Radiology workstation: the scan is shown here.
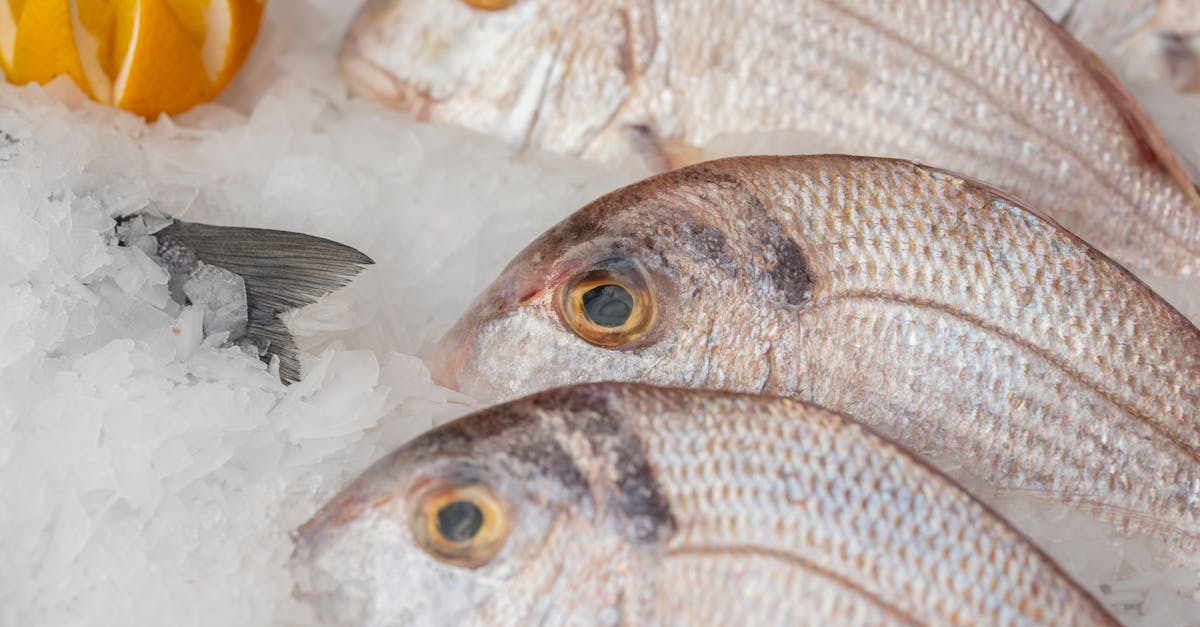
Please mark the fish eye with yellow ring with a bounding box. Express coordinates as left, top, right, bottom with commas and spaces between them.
462, 0, 518, 10
410, 482, 509, 569
559, 258, 655, 348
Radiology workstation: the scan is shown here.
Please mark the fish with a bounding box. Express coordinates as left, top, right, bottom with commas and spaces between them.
291, 382, 1117, 626
1035, 0, 1200, 92
114, 214, 374, 383
339, 0, 1200, 278
430, 155, 1200, 558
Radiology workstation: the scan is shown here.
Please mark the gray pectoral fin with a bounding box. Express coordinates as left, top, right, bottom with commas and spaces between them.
121, 217, 374, 384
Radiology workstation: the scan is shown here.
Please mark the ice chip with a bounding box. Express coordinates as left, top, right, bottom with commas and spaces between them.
182, 263, 249, 340
114, 213, 174, 258
37, 490, 93, 583
1, 0, 1196, 624
172, 306, 206, 359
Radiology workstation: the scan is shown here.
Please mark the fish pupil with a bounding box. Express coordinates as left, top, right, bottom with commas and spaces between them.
581, 284, 633, 327
437, 500, 484, 543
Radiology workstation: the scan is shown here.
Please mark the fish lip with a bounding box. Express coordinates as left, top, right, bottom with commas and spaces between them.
425, 255, 595, 395
294, 470, 403, 557
288, 542, 370, 625
429, 337, 467, 390
428, 289, 519, 394
289, 475, 402, 617
429, 300, 501, 393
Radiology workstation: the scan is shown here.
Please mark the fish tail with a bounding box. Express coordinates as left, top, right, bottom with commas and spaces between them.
246, 316, 303, 383
117, 216, 374, 383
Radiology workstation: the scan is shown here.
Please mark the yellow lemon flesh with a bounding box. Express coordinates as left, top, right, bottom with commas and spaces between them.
1, 0, 264, 117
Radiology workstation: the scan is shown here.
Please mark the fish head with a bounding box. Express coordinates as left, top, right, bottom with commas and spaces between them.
340, 0, 650, 157
432, 162, 812, 401
339, 0, 568, 145
290, 387, 665, 624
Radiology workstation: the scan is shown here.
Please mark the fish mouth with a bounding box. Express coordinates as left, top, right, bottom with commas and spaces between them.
289, 535, 372, 625
429, 336, 467, 390
289, 461, 403, 621
292, 458, 404, 566
289, 514, 350, 620
428, 293, 510, 394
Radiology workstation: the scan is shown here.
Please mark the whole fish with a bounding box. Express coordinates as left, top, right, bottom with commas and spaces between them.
291, 383, 1116, 626
339, 0, 1200, 277
431, 155, 1200, 557
115, 214, 373, 383
1035, 0, 1200, 92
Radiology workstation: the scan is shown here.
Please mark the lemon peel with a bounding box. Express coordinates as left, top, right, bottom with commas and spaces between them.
3, 0, 264, 117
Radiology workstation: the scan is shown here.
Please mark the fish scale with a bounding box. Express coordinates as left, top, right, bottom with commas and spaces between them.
770, 160, 1194, 407
344, 0, 1200, 276
292, 384, 1116, 625
803, 291, 1186, 507
656, 395, 1020, 620
433, 155, 1200, 559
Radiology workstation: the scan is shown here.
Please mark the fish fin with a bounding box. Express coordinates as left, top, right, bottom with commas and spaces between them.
246, 316, 302, 384
153, 220, 374, 384
915, 161, 1062, 225
1043, 16, 1200, 208
913, 159, 1200, 325
626, 124, 705, 171
997, 485, 1197, 547
1053, 0, 1080, 30
1162, 34, 1200, 93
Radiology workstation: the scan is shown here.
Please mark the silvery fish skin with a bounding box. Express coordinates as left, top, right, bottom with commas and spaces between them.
431, 155, 1200, 557
340, 0, 1200, 277
292, 383, 1116, 626
1035, 0, 1200, 92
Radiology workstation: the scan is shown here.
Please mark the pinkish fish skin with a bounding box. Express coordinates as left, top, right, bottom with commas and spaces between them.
292, 383, 1117, 626
340, 0, 1200, 277
431, 155, 1200, 561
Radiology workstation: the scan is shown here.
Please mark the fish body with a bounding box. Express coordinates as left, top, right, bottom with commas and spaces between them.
115, 215, 374, 383
341, 0, 1200, 277
292, 383, 1116, 626
1035, 0, 1200, 92
432, 155, 1200, 557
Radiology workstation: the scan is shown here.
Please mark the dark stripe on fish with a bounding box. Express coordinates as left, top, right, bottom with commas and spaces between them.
428, 388, 679, 545
532, 388, 678, 544
432, 406, 590, 495
757, 211, 813, 308
603, 168, 814, 309
692, 171, 814, 308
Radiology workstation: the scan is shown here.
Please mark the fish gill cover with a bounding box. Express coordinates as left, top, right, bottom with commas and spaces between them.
0, 1, 1197, 626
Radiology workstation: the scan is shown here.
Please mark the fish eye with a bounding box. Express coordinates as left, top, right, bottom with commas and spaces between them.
411, 482, 509, 569
581, 284, 633, 327
437, 500, 484, 542
559, 259, 655, 348
462, 0, 517, 10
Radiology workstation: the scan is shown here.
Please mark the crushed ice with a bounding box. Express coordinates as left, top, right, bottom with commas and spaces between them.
0, 1, 1196, 626
181, 263, 249, 340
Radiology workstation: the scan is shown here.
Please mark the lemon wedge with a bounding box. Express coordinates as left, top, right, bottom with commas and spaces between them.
2, 0, 264, 117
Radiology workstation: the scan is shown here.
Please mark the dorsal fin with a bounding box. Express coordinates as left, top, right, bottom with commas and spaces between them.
1041, 9, 1200, 209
